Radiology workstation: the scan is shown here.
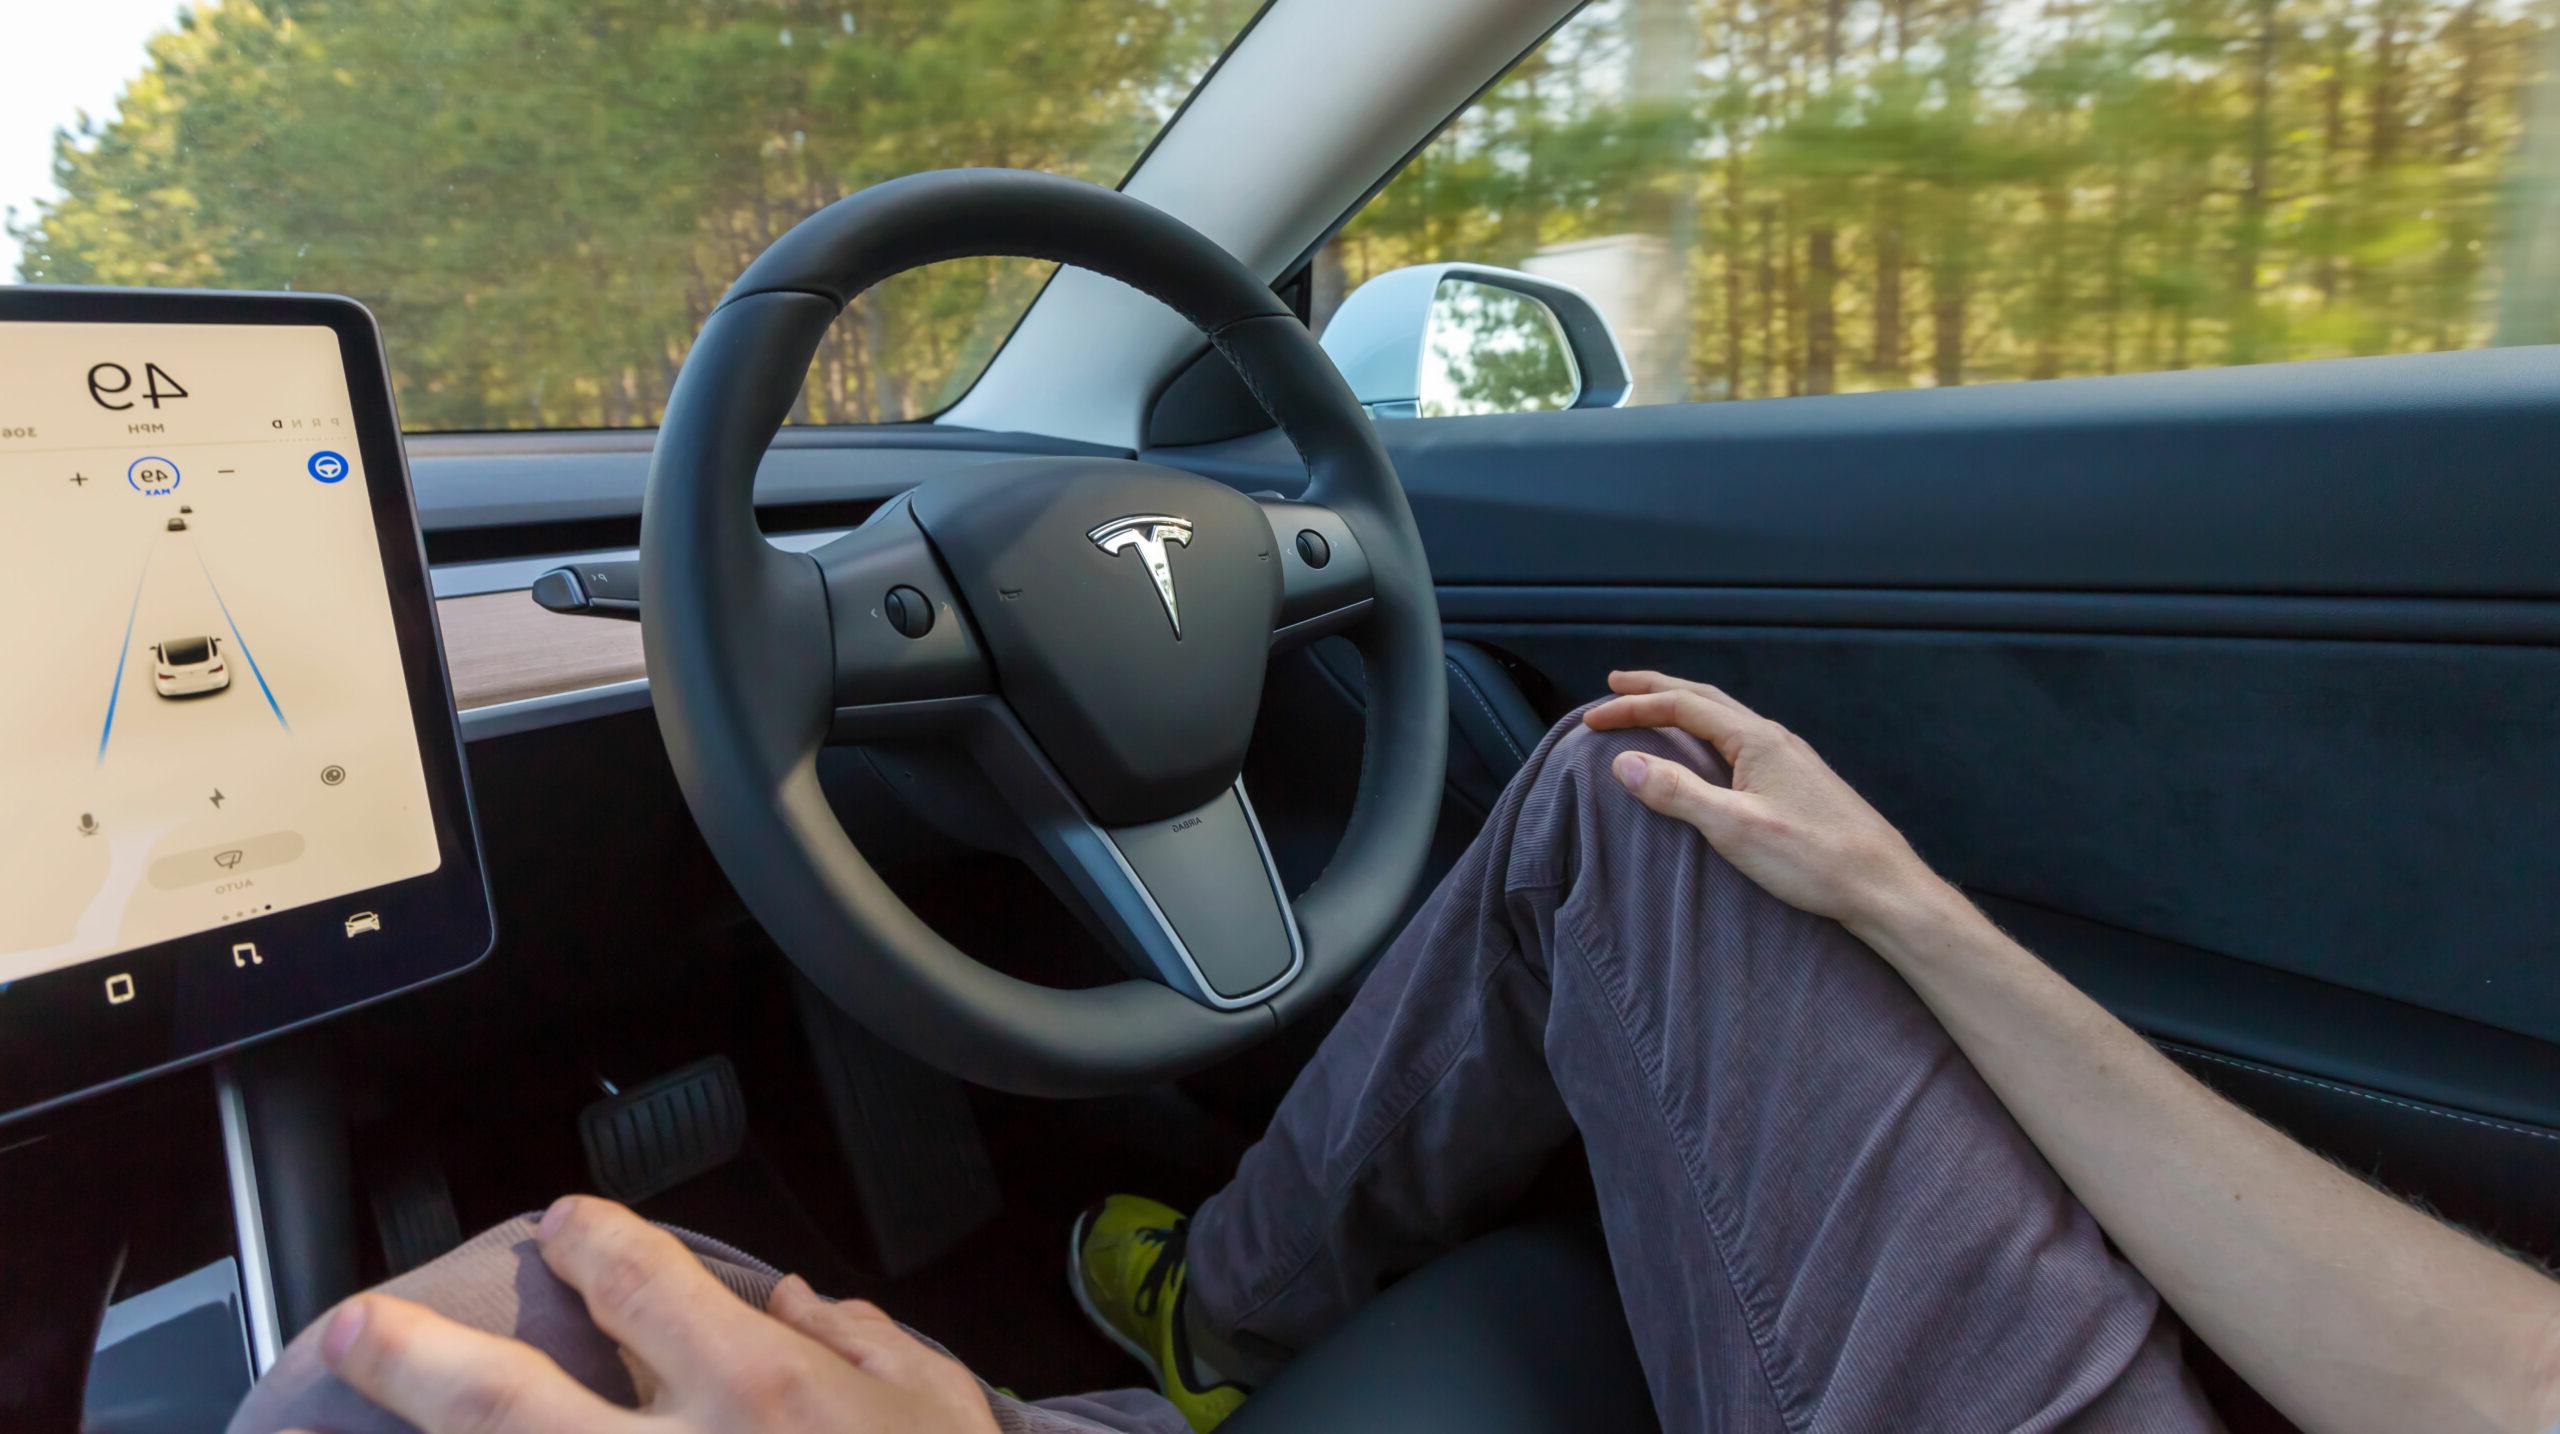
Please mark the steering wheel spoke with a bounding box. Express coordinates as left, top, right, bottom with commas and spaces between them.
1260, 497, 1375, 649
1074, 783, 1302, 1008
810, 499, 996, 743
944, 709, 1303, 1008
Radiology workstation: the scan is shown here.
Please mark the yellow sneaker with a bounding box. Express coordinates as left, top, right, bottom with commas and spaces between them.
1069, 1195, 1249, 1432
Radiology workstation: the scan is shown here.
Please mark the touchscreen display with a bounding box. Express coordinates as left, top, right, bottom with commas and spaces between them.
0, 320, 442, 985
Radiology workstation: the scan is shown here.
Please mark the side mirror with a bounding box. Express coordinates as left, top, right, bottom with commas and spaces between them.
1318, 263, 1634, 419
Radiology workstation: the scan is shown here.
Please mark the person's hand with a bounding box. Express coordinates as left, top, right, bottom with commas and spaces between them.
1583, 671, 1950, 933
303, 1196, 999, 1434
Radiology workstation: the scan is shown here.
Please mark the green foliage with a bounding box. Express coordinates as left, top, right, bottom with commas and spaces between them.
13, 0, 1252, 430
1325, 0, 2560, 402
22, 0, 2559, 426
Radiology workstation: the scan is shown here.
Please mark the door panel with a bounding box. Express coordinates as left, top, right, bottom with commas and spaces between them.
1451, 624, 2560, 1047
2163, 1042, 2560, 1264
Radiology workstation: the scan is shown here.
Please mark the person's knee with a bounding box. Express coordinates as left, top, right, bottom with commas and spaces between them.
1524, 700, 1734, 810
1472, 702, 1743, 904
1513, 705, 1881, 1008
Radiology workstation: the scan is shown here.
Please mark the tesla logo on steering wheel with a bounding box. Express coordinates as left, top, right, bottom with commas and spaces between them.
1088, 514, 1193, 638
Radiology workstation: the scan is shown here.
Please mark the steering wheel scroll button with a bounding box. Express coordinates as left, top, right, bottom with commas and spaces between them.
811, 512, 993, 714
1260, 499, 1373, 643
884, 585, 934, 638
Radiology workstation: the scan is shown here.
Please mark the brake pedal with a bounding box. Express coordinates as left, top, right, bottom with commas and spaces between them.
579, 1056, 748, 1204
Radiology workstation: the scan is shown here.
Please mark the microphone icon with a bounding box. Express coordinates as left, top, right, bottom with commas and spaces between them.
78, 813, 99, 836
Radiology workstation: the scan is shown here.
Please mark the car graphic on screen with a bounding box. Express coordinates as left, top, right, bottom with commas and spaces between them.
166, 515, 188, 531
150, 636, 229, 698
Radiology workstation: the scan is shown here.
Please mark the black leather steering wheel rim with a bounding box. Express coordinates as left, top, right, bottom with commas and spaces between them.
641, 169, 1446, 1096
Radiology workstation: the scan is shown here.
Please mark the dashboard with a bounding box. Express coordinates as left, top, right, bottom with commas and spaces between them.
0, 286, 1158, 1124
417, 429, 1114, 729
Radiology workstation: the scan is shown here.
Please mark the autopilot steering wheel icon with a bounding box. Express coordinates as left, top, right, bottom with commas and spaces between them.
308, 450, 348, 484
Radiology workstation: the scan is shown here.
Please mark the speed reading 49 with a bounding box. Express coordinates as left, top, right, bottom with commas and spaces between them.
86, 361, 188, 412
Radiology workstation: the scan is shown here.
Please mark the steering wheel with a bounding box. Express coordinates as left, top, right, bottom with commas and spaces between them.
640, 169, 1447, 1097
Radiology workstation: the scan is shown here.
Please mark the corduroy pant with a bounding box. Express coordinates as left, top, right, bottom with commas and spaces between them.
235, 707, 2217, 1433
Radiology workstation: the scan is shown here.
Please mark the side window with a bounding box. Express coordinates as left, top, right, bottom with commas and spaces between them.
1312, 0, 2560, 414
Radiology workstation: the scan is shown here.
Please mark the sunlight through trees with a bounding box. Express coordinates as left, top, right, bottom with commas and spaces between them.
16, 0, 2558, 427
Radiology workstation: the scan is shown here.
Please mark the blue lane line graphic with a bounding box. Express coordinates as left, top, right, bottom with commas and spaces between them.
192, 546, 288, 732
96, 546, 158, 766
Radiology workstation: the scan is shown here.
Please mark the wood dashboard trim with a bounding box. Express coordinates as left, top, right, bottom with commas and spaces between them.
436, 590, 644, 711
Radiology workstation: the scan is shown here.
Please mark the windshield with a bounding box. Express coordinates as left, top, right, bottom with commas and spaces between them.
3, 1, 1259, 432
160, 638, 212, 665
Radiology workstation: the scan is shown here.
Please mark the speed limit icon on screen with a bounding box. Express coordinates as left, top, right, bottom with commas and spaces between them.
127, 456, 178, 495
